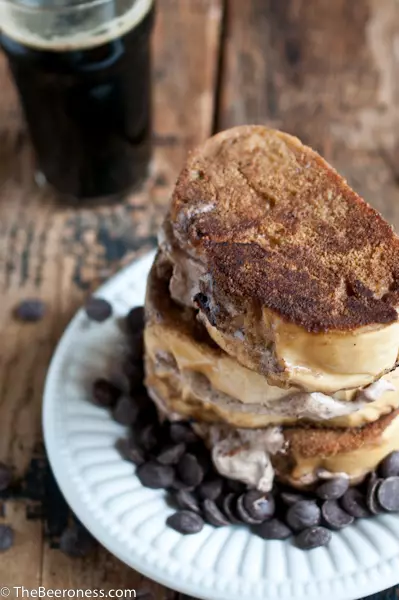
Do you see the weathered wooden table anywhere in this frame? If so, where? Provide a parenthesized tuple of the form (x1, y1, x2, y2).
(1, 1, 399, 598)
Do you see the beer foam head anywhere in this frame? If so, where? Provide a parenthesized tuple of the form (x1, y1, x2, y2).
(0, 0, 153, 50)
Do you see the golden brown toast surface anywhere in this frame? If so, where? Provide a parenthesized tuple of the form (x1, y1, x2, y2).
(284, 409, 399, 458)
(171, 125, 399, 332)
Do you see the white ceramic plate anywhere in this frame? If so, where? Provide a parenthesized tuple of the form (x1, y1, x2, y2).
(43, 251, 399, 600)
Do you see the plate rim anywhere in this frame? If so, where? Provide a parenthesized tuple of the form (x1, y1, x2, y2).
(43, 250, 399, 600)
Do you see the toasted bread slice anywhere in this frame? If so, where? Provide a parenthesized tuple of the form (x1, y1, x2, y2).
(278, 409, 399, 487)
(144, 253, 399, 429)
(163, 125, 399, 391)
(144, 345, 399, 487)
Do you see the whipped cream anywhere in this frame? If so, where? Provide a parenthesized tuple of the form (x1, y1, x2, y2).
(359, 378, 396, 402)
(278, 383, 396, 420)
(209, 426, 285, 492)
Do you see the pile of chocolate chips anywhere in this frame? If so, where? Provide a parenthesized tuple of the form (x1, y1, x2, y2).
(89, 301, 399, 551)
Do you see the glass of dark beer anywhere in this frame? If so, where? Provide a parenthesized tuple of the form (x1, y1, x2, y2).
(0, 0, 154, 202)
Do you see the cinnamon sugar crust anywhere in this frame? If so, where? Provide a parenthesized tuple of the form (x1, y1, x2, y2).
(171, 125, 399, 332)
(284, 409, 399, 458)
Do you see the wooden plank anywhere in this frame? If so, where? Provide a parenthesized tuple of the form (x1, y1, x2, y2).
(42, 544, 176, 599)
(0, 500, 42, 593)
(0, 0, 222, 595)
(219, 0, 399, 230)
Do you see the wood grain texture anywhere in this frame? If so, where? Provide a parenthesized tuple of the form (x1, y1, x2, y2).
(0, 0, 222, 595)
(219, 0, 399, 229)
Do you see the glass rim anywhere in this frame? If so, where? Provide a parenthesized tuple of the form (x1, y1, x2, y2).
(0, 0, 150, 14)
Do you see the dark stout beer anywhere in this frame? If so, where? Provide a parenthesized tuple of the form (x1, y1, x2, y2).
(0, 0, 154, 200)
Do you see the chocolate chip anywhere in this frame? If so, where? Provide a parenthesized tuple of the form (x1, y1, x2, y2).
(137, 424, 158, 452)
(177, 454, 204, 487)
(340, 488, 370, 518)
(134, 396, 158, 424)
(113, 396, 139, 426)
(193, 293, 217, 326)
(193, 293, 210, 311)
(85, 297, 112, 322)
(254, 518, 292, 540)
(280, 491, 306, 506)
(170, 423, 199, 445)
(59, 524, 95, 557)
(170, 479, 195, 492)
(366, 476, 383, 515)
(226, 479, 247, 494)
(0, 525, 14, 551)
(321, 500, 354, 530)
(295, 526, 332, 550)
(136, 461, 174, 489)
(222, 494, 242, 525)
(116, 439, 146, 466)
(198, 477, 223, 501)
(0, 463, 12, 491)
(124, 360, 144, 388)
(92, 378, 122, 408)
(236, 494, 264, 524)
(166, 510, 204, 535)
(202, 499, 230, 527)
(174, 490, 201, 514)
(243, 490, 275, 521)
(367, 470, 378, 486)
(286, 500, 321, 532)
(15, 299, 46, 322)
(157, 443, 186, 465)
(316, 477, 349, 500)
(377, 477, 399, 511)
(379, 452, 399, 478)
(126, 306, 144, 335)
(193, 446, 213, 475)
(129, 331, 144, 362)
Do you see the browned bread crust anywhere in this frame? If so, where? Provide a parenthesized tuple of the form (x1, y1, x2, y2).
(145, 253, 399, 427)
(284, 409, 399, 458)
(171, 125, 399, 332)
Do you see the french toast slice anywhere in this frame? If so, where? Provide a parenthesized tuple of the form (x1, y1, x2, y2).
(144, 253, 399, 430)
(162, 125, 399, 391)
